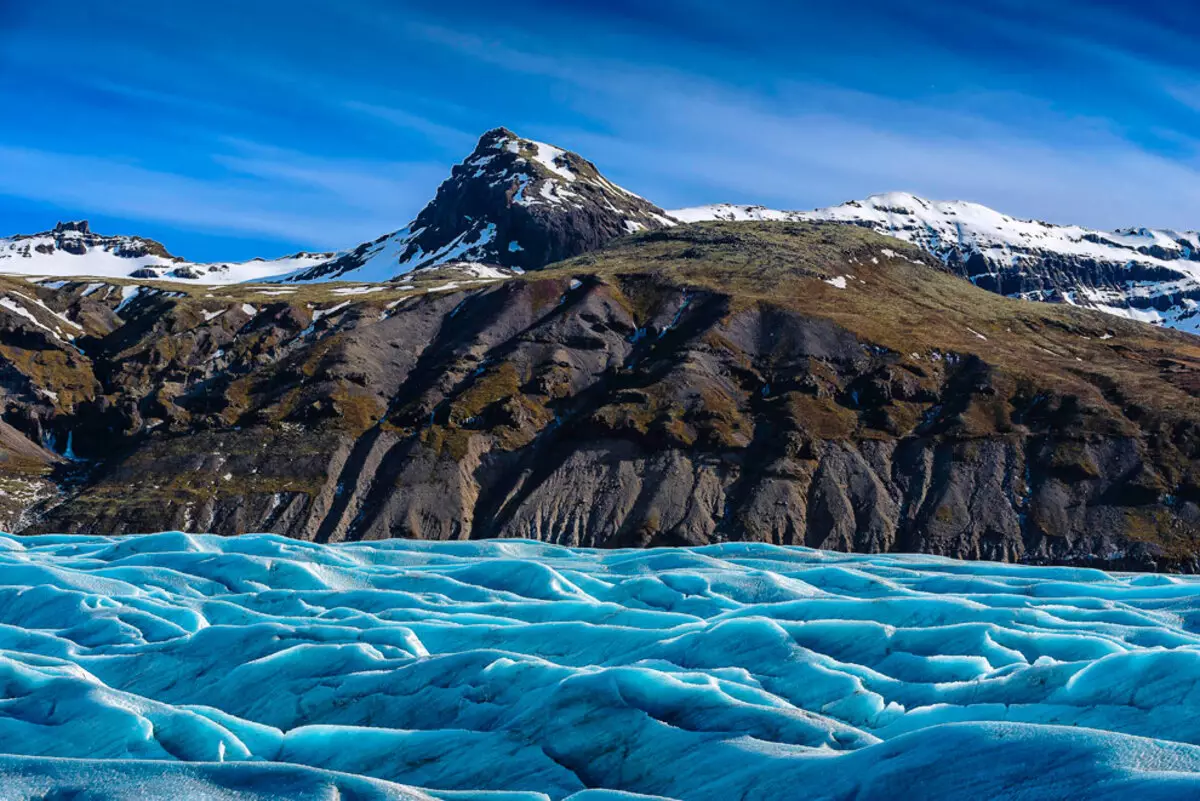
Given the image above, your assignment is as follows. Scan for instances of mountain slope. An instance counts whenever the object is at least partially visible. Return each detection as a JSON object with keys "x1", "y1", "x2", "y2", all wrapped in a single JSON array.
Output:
[
  {"x1": 7, "y1": 131, "x2": 1199, "y2": 337},
  {"x1": 284, "y1": 128, "x2": 677, "y2": 282},
  {"x1": 5, "y1": 222, "x2": 1200, "y2": 569},
  {"x1": 675, "y1": 194, "x2": 1200, "y2": 331},
  {"x1": 0, "y1": 221, "x2": 331, "y2": 284}
]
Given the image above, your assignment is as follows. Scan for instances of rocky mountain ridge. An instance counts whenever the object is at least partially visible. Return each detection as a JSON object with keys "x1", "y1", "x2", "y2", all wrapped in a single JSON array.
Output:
[
  {"x1": 0, "y1": 221, "x2": 332, "y2": 284},
  {"x1": 1, "y1": 128, "x2": 676, "y2": 286},
  {"x1": 2, "y1": 223, "x2": 1200, "y2": 569},
  {"x1": 3, "y1": 128, "x2": 1200, "y2": 567},
  {"x1": 5, "y1": 131, "x2": 1199, "y2": 341},
  {"x1": 283, "y1": 127, "x2": 678, "y2": 282},
  {"x1": 674, "y1": 194, "x2": 1200, "y2": 331}
]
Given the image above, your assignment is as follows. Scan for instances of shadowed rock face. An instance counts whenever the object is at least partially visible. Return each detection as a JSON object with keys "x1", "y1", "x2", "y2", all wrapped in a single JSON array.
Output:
[
  {"x1": 287, "y1": 128, "x2": 677, "y2": 281},
  {"x1": 5, "y1": 222, "x2": 1200, "y2": 570}
]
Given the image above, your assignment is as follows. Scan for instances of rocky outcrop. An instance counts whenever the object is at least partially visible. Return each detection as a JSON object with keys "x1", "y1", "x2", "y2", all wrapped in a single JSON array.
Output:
[{"x1": 4, "y1": 223, "x2": 1200, "y2": 570}]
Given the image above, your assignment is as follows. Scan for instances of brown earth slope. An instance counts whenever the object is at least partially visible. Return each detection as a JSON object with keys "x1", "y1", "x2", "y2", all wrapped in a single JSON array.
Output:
[{"x1": 5, "y1": 222, "x2": 1200, "y2": 570}]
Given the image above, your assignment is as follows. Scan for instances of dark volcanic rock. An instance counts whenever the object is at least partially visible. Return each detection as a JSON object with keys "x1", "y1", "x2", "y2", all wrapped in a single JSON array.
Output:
[
  {"x1": 288, "y1": 128, "x2": 676, "y2": 282},
  {"x1": 4, "y1": 224, "x2": 1200, "y2": 572}
]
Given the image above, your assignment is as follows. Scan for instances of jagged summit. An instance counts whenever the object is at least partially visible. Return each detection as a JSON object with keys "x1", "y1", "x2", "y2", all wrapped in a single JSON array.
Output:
[{"x1": 284, "y1": 128, "x2": 677, "y2": 282}]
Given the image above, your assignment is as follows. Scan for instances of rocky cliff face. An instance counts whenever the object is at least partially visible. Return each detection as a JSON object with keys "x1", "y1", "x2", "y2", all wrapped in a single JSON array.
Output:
[
  {"x1": 5, "y1": 223, "x2": 1200, "y2": 570},
  {"x1": 286, "y1": 128, "x2": 677, "y2": 282}
]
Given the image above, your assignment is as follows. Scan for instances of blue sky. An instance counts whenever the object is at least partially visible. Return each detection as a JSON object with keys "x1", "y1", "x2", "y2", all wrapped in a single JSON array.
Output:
[{"x1": 1, "y1": 0, "x2": 1198, "y2": 261}]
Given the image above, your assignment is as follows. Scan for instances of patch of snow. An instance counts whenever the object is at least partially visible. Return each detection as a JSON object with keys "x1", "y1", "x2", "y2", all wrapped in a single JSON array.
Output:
[
  {"x1": 530, "y1": 141, "x2": 576, "y2": 182},
  {"x1": 312, "y1": 301, "x2": 351, "y2": 322},
  {"x1": 329, "y1": 286, "x2": 384, "y2": 296},
  {"x1": 114, "y1": 285, "x2": 143, "y2": 314},
  {"x1": 0, "y1": 296, "x2": 64, "y2": 340},
  {"x1": 13, "y1": 290, "x2": 82, "y2": 331}
]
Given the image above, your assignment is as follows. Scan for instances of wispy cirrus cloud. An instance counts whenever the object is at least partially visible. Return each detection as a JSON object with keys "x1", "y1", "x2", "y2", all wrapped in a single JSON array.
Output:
[
  {"x1": 0, "y1": 141, "x2": 443, "y2": 249},
  {"x1": 341, "y1": 101, "x2": 477, "y2": 149},
  {"x1": 405, "y1": 19, "x2": 1200, "y2": 231},
  {"x1": 1, "y1": 0, "x2": 1199, "y2": 257}
]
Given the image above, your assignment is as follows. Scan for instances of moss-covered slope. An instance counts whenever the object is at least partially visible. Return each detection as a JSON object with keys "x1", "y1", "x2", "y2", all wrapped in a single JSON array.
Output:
[{"x1": 7, "y1": 222, "x2": 1200, "y2": 569}]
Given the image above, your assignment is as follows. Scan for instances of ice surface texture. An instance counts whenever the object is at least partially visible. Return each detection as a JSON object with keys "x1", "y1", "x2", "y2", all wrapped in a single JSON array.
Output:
[{"x1": 3, "y1": 533, "x2": 1200, "y2": 799}]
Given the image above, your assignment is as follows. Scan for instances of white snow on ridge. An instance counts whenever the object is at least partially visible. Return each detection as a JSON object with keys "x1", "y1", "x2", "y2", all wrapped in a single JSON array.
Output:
[
  {"x1": 298, "y1": 223, "x2": 509, "y2": 285},
  {"x1": 0, "y1": 233, "x2": 332, "y2": 285},
  {"x1": 425, "y1": 261, "x2": 513, "y2": 280},
  {"x1": 5, "y1": 533, "x2": 1200, "y2": 799},
  {"x1": 3, "y1": 130, "x2": 665, "y2": 287},
  {"x1": 114, "y1": 285, "x2": 143, "y2": 314},
  {"x1": 498, "y1": 133, "x2": 577, "y2": 183},
  {"x1": 671, "y1": 192, "x2": 1200, "y2": 331},
  {"x1": 671, "y1": 203, "x2": 802, "y2": 223},
  {"x1": 798, "y1": 192, "x2": 1200, "y2": 273},
  {"x1": 671, "y1": 193, "x2": 1200, "y2": 273}
]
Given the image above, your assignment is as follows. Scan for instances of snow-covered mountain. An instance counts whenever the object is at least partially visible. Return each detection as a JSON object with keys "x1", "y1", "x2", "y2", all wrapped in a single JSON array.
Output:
[
  {"x1": 0, "y1": 221, "x2": 331, "y2": 284},
  {"x1": 674, "y1": 193, "x2": 1200, "y2": 331},
  {"x1": 5, "y1": 133, "x2": 1200, "y2": 335},
  {"x1": 284, "y1": 127, "x2": 677, "y2": 282}
]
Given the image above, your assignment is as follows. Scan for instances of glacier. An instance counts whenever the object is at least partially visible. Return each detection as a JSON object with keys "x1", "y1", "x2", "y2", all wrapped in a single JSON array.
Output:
[{"x1": 3, "y1": 533, "x2": 1200, "y2": 799}]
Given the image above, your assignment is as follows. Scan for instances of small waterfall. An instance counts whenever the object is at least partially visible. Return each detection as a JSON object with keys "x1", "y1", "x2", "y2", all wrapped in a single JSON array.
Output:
[{"x1": 63, "y1": 430, "x2": 79, "y2": 461}]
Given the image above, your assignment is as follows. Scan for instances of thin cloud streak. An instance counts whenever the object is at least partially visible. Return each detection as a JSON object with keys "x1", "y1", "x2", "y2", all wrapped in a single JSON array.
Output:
[
  {"x1": 0, "y1": 144, "x2": 442, "y2": 250},
  {"x1": 342, "y1": 101, "x2": 477, "y2": 149},
  {"x1": 412, "y1": 23, "x2": 1200, "y2": 232},
  {"x1": 3, "y1": 0, "x2": 1200, "y2": 256}
]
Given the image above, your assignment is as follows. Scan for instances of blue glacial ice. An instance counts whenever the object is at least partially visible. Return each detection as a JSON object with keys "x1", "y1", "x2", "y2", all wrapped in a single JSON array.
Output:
[{"x1": 3, "y1": 532, "x2": 1200, "y2": 799}]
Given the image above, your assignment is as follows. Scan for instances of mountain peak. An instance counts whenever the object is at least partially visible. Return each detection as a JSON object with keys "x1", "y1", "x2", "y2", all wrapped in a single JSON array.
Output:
[
  {"x1": 286, "y1": 128, "x2": 676, "y2": 282},
  {"x1": 53, "y1": 220, "x2": 91, "y2": 235},
  {"x1": 478, "y1": 126, "x2": 518, "y2": 144}
]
